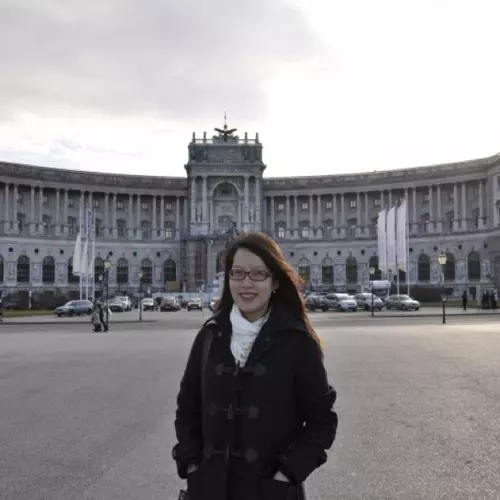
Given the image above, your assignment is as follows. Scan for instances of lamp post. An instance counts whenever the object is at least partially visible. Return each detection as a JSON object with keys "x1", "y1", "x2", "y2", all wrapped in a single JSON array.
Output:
[
  {"x1": 438, "y1": 251, "x2": 447, "y2": 324},
  {"x1": 369, "y1": 266, "x2": 375, "y2": 317},
  {"x1": 138, "y1": 271, "x2": 143, "y2": 321},
  {"x1": 104, "y1": 258, "x2": 111, "y2": 328}
]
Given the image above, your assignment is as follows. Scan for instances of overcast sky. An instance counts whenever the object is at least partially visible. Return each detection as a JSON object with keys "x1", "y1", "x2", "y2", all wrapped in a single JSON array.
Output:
[{"x1": 0, "y1": 0, "x2": 499, "y2": 178}]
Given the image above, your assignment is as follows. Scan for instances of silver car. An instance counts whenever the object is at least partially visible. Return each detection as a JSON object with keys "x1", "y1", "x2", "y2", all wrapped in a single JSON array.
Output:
[
  {"x1": 354, "y1": 293, "x2": 384, "y2": 311},
  {"x1": 325, "y1": 293, "x2": 358, "y2": 312},
  {"x1": 386, "y1": 294, "x2": 420, "y2": 311}
]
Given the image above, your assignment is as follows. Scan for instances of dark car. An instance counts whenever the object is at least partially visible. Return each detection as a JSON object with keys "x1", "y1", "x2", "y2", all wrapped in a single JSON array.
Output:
[
  {"x1": 55, "y1": 300, "x2": 93, "y2": 317},
  {"x1": 305, "y1": 294, "x2": 328, "y2": 312}
]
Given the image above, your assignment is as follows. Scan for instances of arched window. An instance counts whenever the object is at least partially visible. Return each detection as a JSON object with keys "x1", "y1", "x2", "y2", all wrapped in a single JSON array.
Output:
[
  {"x1": 117, "y1": 219, "x2": 127, "y2": 238},
  {"x1": 68, "y1": 257, "x2": 79, "y2": 283},
  {"x1": 297, "y1": 258, "x2": 310, "y2": 283},
  {"x1": 117, "y1": 258, "x2": 129, "y2": 285},
  {"x1": 140, "y1": 220, "x2": 151, "y2": 240},
  {"x1": 17, "y1": 255, "x2": 30, "y2": 283},
  {"x1": 467, "y1": 251, "x2": 480, "y2": 281},
  {"x1": 0, "y1": 254, "x2": 4, "y2": 283},
  {"x1": 94, "y1": 257, "x2": 104, "y2": 283},
  {"x1": 163, "y1": 259, "x2": 177, "y2": 282},
  {"x1": 321, "y1": 257, "x2": 334, "y2": 285},
  {"x1": 42, "y1": 256, "x2": 55, "y2": 283},
  {"x1": 346, "y1": 256, "x2": 358, "y2": 284},
  {"x1": 369, "y1": 256, "x2": 382, "y2": 280},
  {"x1": 140, "y1": 258, "x2": 153, "y2": 284},
  {"x1": 418, "y1": 254, "x2": 430, "y2": 282},
  {"x1": 444, "y1": 253, "x2": 455, "y2": 281}
]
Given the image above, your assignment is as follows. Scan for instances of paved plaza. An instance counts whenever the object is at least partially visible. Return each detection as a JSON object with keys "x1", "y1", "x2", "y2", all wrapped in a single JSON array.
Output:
[{"x1": 0, "y1": 312, "x2": 499, "y2": 500}]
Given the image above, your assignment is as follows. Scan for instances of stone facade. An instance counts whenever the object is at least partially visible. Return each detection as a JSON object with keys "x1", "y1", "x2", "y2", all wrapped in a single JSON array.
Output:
[{"x1": 1, "y1": 125, "x2": 500, "y2": 295}]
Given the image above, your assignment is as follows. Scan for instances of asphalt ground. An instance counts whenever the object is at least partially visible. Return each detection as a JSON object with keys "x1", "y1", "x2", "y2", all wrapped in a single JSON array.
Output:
[{"x1": 0, "y1": 313, "x2": 499, "y2": 499}]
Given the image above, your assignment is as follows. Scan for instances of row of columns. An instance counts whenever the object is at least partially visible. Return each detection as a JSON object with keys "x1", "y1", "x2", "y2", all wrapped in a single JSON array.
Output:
[{"x1": 1, "y1": 185, "x2": 186, "y2": 239}]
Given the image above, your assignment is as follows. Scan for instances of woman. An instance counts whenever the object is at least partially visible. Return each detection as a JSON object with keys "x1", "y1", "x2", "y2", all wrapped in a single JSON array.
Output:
[{"x1": 173, "y1": 232, "x2": 338, "y2": 500}]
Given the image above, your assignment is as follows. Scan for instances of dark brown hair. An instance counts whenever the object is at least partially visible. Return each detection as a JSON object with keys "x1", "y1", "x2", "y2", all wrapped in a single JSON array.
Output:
[{"x1": 217, "y1": 232, "x2": 321, "y2": 346}]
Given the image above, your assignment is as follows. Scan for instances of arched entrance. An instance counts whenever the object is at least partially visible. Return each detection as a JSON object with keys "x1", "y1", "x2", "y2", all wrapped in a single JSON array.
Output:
[{"x1": 212, "y1": 182, "x2": 240, "y2": 233}]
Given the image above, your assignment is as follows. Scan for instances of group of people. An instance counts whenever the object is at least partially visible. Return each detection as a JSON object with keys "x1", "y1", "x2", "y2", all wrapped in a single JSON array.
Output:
[
  {"x1": 480, "y1": 289, "x2": 498, "y2": 310},
  {"x1": 91, "y1": 300, "x2": 108, "y2": 331}
]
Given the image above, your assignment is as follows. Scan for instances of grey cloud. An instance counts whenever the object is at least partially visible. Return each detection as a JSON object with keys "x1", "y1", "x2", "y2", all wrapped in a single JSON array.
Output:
[{"x1": 0, "y1": 0, "x2": 327, "y2": 122}]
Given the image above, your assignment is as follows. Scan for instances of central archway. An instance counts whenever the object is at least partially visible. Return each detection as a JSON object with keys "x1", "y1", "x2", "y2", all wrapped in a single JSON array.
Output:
[{"x1": 212, "y1": 181, "x2": 240, "y2": 233}]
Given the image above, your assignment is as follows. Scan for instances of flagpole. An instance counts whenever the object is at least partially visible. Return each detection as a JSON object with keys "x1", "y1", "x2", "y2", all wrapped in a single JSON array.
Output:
[
  {"x1": 79, "y1": 205, "x2": 83, "y2": 300},
  {"x1": 91, "y1": 209, "x2": 96, "y2": 302},
  {"x1": 406, "y1": 196, "x2": 410, "y2": 297}
]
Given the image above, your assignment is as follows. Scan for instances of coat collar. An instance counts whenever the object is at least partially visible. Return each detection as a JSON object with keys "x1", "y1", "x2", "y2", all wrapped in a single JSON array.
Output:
[{"x1": 203, "y1": 302, "x2": 310, "y2": 367}]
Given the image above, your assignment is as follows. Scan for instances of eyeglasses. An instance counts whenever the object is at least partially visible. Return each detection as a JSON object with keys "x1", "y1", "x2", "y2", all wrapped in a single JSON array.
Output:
[{"x1": 229, "y1": 269, "x2": 271, "y2": 282}]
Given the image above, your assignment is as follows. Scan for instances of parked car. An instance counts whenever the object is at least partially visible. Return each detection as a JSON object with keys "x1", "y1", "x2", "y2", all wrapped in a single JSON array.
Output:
[
  {"x1": 108, "y1": 298, "x2": 125, "y2": 312},
  {"x1": 115, "y1": 296, "x2": 132, "y2": 311},
  {"x1": 386, "y1": 294, "x2": 420, "y2": 311},
  {"x1": 160, "y1": 297, "x2": 181, "y2": 311},
  {"x1": 324, "y1": 293, "x2": 357, "y2": 312},
  {"x1": 305, "y1": 294, "x2": 328, "y2": 311},
  {"x1": 141, "y1": 297, "x2": 156, "y2": 311},
  {"x1": 187, "y1": 298, "x2": 202, "y2": 311},
  {"x1": 353, "y1": 292, "x2": 384, "y2": 311},
  {"x1": 55, "y1": 300, "x2": 93, "y2": 317}
]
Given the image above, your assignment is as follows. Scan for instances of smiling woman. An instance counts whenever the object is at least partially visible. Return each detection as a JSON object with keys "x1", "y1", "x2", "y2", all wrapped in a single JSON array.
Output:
[{"x1": 173, "y1": 232, "x2": 337, "y2": 500}]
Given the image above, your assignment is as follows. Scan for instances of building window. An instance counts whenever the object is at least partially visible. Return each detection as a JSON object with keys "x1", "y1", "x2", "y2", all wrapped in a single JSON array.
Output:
[
  {"x1": 140, "y1": 259, "x2": 153, "y2": 285},
  {"x1": 321, "y1": 257, "x2": 334, "y2": 284},
  {"x1": 93, "y1": 200, "x2": 99, "y2": 208},
  {"x1": 448, "y1": 192, "x2": 454, "y2": 201},
  {"x1": 68, "y1": 198, "x2": 74, "y2": 207},
  {"x1": 16, "y1": 193, "x2": 22, "y2": 203},
  {"x1": 424, "y1": 194, "x2": 429, "y2": 203},
  {"x1": 301, "y1": 227, "x2": 309, "y2": 238},
  {"x1": 277, "y1": 203, "x2": 284, "y2": 211},
  {"x1": 117, "y1": 201, "x2": 124, "y2": 209},
  {"x1": 163, "y1": 259, "x2": 177, "y2": 282},
  {"x1": 42, "y1": 256, "x2": 55, "y2": 284},
  {"x1": 141, "y1": 202, "x2": 148, "y2": 211},
  {"x1": 278, "y1": 226, "x2": 285, "y2": 238},
  {"x1": 374, "y1": 199, "x2": 381, "y2": 207},
  {"x1": 301, "y1": 202, "x2": 308, "y2": 210},
  {"x1": 165, "y1": 203, "x2": 172, "y2": 212},
  {"x1": 326, "y1": 201, "x2": 332, "y2": 209},
  {"x1": 349, "y1": 200, "x2": 356, "y2": 208},
  {"x1": 43, "y1": 196, "x2": 48, "y2": 204},
  {"x1": 297, "y1": 258, "x2": 311, "y2": 283},
  {"x1": 116, "y1": 258, "x2": 129, "y2": 285},
  {"x1": 17, "y1": 255, "x2": 30, "y2": 283}
]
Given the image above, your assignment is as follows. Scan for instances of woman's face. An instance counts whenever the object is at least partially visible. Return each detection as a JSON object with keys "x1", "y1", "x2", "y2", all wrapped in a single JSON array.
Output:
[{"x1": 229, "y1": 248, "x2": 274, "y2": 322}]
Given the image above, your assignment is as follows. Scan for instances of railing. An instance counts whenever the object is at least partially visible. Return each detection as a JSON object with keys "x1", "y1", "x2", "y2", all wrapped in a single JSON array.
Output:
[{"x1": 191, "y1": 137, "x2": 259, "y2": 145}]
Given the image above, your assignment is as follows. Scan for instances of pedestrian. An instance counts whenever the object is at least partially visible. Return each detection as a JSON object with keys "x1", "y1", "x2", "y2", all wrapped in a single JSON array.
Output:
[
  {"x1": 173, "y1": 232, "x2": 338, "y2": 500},
  {"x1": 462, "y1": 290, "x2": 468, "y2": 311}
]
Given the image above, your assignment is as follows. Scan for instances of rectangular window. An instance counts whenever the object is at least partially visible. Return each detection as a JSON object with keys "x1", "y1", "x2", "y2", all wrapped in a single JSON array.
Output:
[
  {"x1": 301, "y1": 202, "x2": 308, "y2": 210},
  {"x1": 278, "y1": 226, "x2": 285, "y2": 238},
  {"x1": 68, "y1": 198, "x2": 75, "y2": 207},
  {"x1": 117, "y1": 201, "x2": 124, "y2": 209},
  {"x1": 374, "y1": 199, "x2": 381, "y2": 207},
  {"x1": 165, "y1": 203, "x2": 172, "y2": 211},
  {"x1": 326, "y1": 201, "x2": 333, "y2": 209},
  {"x1": 277, "y1": 203, "x2": 284, "y2": 211},
  {"x1": 349, "y1": 200, "x2": 356, "y2": 208},
  {"x1": 93, "y1": 200, "x2": 99, "y2": 208},
  {"x1": 141, "y1": 202, "x2": 148, "y2": 210}
]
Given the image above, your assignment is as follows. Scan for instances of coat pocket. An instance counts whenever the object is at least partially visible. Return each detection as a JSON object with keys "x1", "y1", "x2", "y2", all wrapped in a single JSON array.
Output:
[
  {"x1": 260, "y1": 476, "x2": 296, "y2": 500},
  {"x1": 186, "y1": 467, "x2": 204, "y2": 500}
]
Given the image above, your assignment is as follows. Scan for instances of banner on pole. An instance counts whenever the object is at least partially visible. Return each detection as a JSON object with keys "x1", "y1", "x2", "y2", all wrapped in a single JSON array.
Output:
[
  {"x1": 377, "y1": 209, "x2": 387, "y2": 273},
  {"x1": 396, "y1": 198, "x2": 408, "y2": 271},
  {"x1": 386, "y1": 206, "x2": 397, "y2": 273}
]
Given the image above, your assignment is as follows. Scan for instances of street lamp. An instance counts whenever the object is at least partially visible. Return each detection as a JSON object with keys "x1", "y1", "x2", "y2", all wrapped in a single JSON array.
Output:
[
  {"x1": 104, "y1": 258, "x2": 111, "y2": 328},
  {"x1": 369, "y1": 266, "x2": 376, "y2": 317},
  {"x1": 437, "y1": 251, "x2": 447, "y2": 324},
  {"x1": 138, "y1": 271, "x2": 143, "y2": 321}
]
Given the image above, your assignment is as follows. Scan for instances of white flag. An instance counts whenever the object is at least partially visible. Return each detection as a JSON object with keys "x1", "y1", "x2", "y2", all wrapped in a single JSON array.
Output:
[
  {"x1": 72, "y1": 233, "x2": 82, "y2": 276},
  {"x1": 377, "y1": 209, "x2": 387, "y2": 273},
  {"x1": 81, "y1": 238, "x2": 88, "y2": 277},
  {"x1": 396, "y1": 198, "x2": 408, "y2": 271},
  {"x1": 386, "y1": 206, "x2": 397, "y2": 273}
]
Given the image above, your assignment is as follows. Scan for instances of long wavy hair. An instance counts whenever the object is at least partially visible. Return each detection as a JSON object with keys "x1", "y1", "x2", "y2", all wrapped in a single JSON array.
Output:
[{"x1": 217, "y1": 232, "x2": 321, "y2": 346}]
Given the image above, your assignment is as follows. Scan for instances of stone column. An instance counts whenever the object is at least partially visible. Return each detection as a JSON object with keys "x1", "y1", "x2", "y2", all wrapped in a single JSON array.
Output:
[
  {"x1": 176, "y1": 196, "x2": 181, "y2": 239},
  {"x1": 3, "y1": 184, "x2": 9, "y2": 232},
  {"x1": 255, "y1": 178, "x2": 261, "y2": 224},
  {"x1": 112, "y1": 193, "x2": 117, "y2": 238},
  {"x1": 356, "y1": 192, "x2": 361, "y2": 237},
  {"x1": 128, "y1": 194, "x2": 134, "y2": 237},
  {"x1": 64, "y1": 189, "x2": 69, "y2": 235},
  {"x1": 38, "y1": 187, "x2": 44, "y2": 232},
  {"x1": 332, "y1": 194, "x2": 337, "y2": 231},
  {"x1": 12, "y1": 184, "x2": 18, "y2": 234},
  {"x1": 270, "y1": 196, "x2": 275, "y2": 237},
  {"x1": 461, "y1": 182, "x2": 467, "y2": 230},
  {"x1": 190, "y1": 177, "x2": 196, "y2": 223},
  {"x1": 478, "y1": 180, "x2": 484, "y2": 229},
  {"x1": 364, "y1": 192, "x2": 368, "y2": 237},
  {"x1": 436, "y1": 185, "x2": 442, "y2": 232},
  {"x1": 202, "y1": 176, "x2": 208, "y2": 223},
  {"x1": 55, "y1": 189, "x2": 61, "y2": 236},
  {"x1": 453, "y1": 183, "x2": 459, "y2": 230},
  {"x1": 340, "y1": 193, "x2": 345, "y2": 238},
  {"x1": 388, "y1": 190, "x2": 392, "y2": 208},
  {"x1": 411, "y1": 187, "x2": 417, "y2": 234},
  {"x1": 317, "y1": 195, "x2": 322, "y2": 233},
  {"x1": 152, "y1": 195, "x2": 157, "y2": 239},
  {"x1": 183, "y1": 198, "x2": 188, "y2": 231},
  {"x1": 244, "y1": 176, "x2": 249, "y2": 224},
  {"x1": 285, "y1": 196, "x2": 290, "y2": 237},
  {"x1": 428, "y1": 186, "x2": 433, "y2": 233},
  {"x1": 160, "y1": 196, "x2": 165, "y2": 239},
  {"x1": 309, "y1": 194, "x2": 314, "y2": 238},
  {"x1": 294, "y1": 195, "x2": 298, "y2": 238},
  {"x1": 30, "y1": 186, "x2": 36, "y2": 235}
]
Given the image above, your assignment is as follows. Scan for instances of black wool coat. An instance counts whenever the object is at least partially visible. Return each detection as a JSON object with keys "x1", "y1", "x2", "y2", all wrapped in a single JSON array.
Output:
[{"x1": 172, "y1": 305, "x2": 338, "y2": 500}]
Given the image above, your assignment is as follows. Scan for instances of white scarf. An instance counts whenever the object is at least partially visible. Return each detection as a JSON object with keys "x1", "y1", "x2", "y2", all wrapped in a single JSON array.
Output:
[{"x1": 230, "y1": 304, "x2": 270, "y2": 367}]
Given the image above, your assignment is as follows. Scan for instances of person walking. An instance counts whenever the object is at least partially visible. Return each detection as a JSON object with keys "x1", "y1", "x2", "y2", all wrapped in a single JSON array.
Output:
[
  {"x1": 173, "y1": 232, "x2": 338, "y2": 500},
  {"x1": 462, "y1": 290, "x2": 468, "y2": 311}
]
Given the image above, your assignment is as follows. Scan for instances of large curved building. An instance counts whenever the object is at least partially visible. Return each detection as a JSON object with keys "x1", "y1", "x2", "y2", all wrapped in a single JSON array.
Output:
[{"x1": 1, "y1": 123, "x2": 500, "y2": 297}]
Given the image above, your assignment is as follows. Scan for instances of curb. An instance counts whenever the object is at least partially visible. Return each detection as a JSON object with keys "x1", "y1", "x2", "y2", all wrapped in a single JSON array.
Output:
[
  {"x1": 328, "y1": 312, "x2": 499, "y2": 319},
  {"x1": 0, "y1": 320, "x2": 159, "y2": 326}
]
